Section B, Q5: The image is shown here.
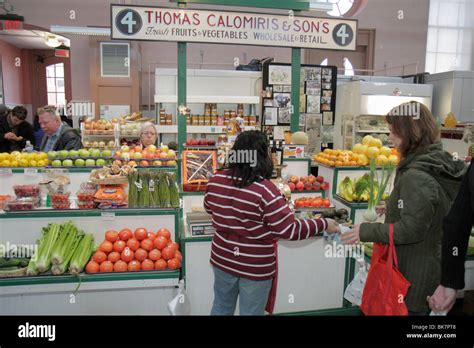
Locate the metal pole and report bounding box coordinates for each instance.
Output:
[291,48,301,133]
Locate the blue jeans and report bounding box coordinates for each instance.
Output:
[210,266,273,316]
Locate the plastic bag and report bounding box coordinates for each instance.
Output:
[344,254,368,306]
[168,280,191,315]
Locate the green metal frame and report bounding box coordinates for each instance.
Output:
[170,0,311,10]
[0,270,180,287]
[0,208,180,219]
[291,48,301,132]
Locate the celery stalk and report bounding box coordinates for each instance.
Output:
[69,233,94,275]
[36,223,61,273]
[52,230,84,275]
[51,222,79,265]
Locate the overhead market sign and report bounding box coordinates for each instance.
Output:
[111,5,357,50]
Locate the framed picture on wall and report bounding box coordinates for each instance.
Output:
[264,107,278,125]
[273,126,291,140]
[282,85,292,93]
[264,99,276,107]
[322,90,333,97]
[322,82,332,90]
[304,67,321,82]
[278,107,291,124]
[306,95,320,114]
[273,85,283,93]
[269,65,292,85]
[273,93,291,108]
[322,111,334,125]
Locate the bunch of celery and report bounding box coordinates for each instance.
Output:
[29,223,62,274]
[363,158,395,222]
[68,233,94,275]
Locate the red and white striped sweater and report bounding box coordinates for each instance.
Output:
[204,170,328,281]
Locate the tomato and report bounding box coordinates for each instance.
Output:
[167,258,181,270]
[126,238,140,251]
[113,260,128,272]
[99,240,113,253]
[148,249,162,261]
[154,236,168,250]
[167,241,180,251]
[134,228,148,241]
[105,230,119,243]
[295,200,303,208]
[154,259,167,270]
[113,240,126,253]
[128,260,141,272]
[86,261,99,273]
[92,251,107,264]
[156,228,171,240]
[314,198,323,207]
[140,238,154,251]
[175,250,183,262]
[323,198,331,207]
[107,251,121,263]
[120,247,134,262]
[147,232,156,241]
[141,259,155,271]
[99,261,114,273]
[118,229,132,241]
[162,246,176,260]
[134,248,148,262]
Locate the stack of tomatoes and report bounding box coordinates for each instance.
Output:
[294,197,331,209]
[85,227,182,273]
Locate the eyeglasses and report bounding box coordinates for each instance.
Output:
[143,132,156,136]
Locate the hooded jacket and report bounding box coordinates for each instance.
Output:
[359,143,466,313]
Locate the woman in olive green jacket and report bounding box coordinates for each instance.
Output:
[342,102,466,314]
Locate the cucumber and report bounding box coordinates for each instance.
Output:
[0,258,30,268]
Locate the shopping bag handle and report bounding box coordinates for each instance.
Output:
[388,224,399,269]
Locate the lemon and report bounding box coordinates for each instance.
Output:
[10,161,19,167]
[0,159,10,167]
[19,159,29,167]
[376,155,389,165]
[369,138,383,148]
[358,154,369,166]
[388,155,400,165]
[362,135,374,146]
[29,160,37,167]
[352,143,364,154]
[366,146,380,159]
[37,152,48,160]
[37,160,46,167]
[379,146,392,157]
[0,153,7,162]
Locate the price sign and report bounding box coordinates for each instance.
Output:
[24,168,38,177]
[0,168,13,176]
[101,212,116,221]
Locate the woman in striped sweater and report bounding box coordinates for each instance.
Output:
[204,131,339,315]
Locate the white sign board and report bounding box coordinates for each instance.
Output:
[111,5,357,50]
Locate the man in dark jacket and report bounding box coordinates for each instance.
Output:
[0,104,13,152]
[8,106,35,152]
[38,105,82,152]
[428,161,473,313]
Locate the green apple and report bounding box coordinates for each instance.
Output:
[101,149,112,157]
[69,150,79,159]
[59,150,69,159]
[74,158,85,167]
[121,145,130,153]
[62,159,73,167]
[96,159,106,166]
[51,159,62,167]
[85,159,96,167]
[48,151,57,160]
[133,152,142,159]
[79,149,90,158]
[89,148,101,157]
[160,145,169,153]
[146,145,157,153]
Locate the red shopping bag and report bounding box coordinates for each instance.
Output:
[360,224,411,315]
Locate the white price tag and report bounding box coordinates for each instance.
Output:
[24,168,38,177]
[101,212,115,221]
[0,168,13,175]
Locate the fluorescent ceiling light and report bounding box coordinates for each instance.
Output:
[50,25,111,36]
[309,0,334,11]
[45,36,61,47]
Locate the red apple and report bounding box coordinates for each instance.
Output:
[296,182,304,191]
[316,176,324,183]
[288,182,296,192]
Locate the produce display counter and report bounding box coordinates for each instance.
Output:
[0,166,178,199]
[0,208,181,315]
[181,228,347,315]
